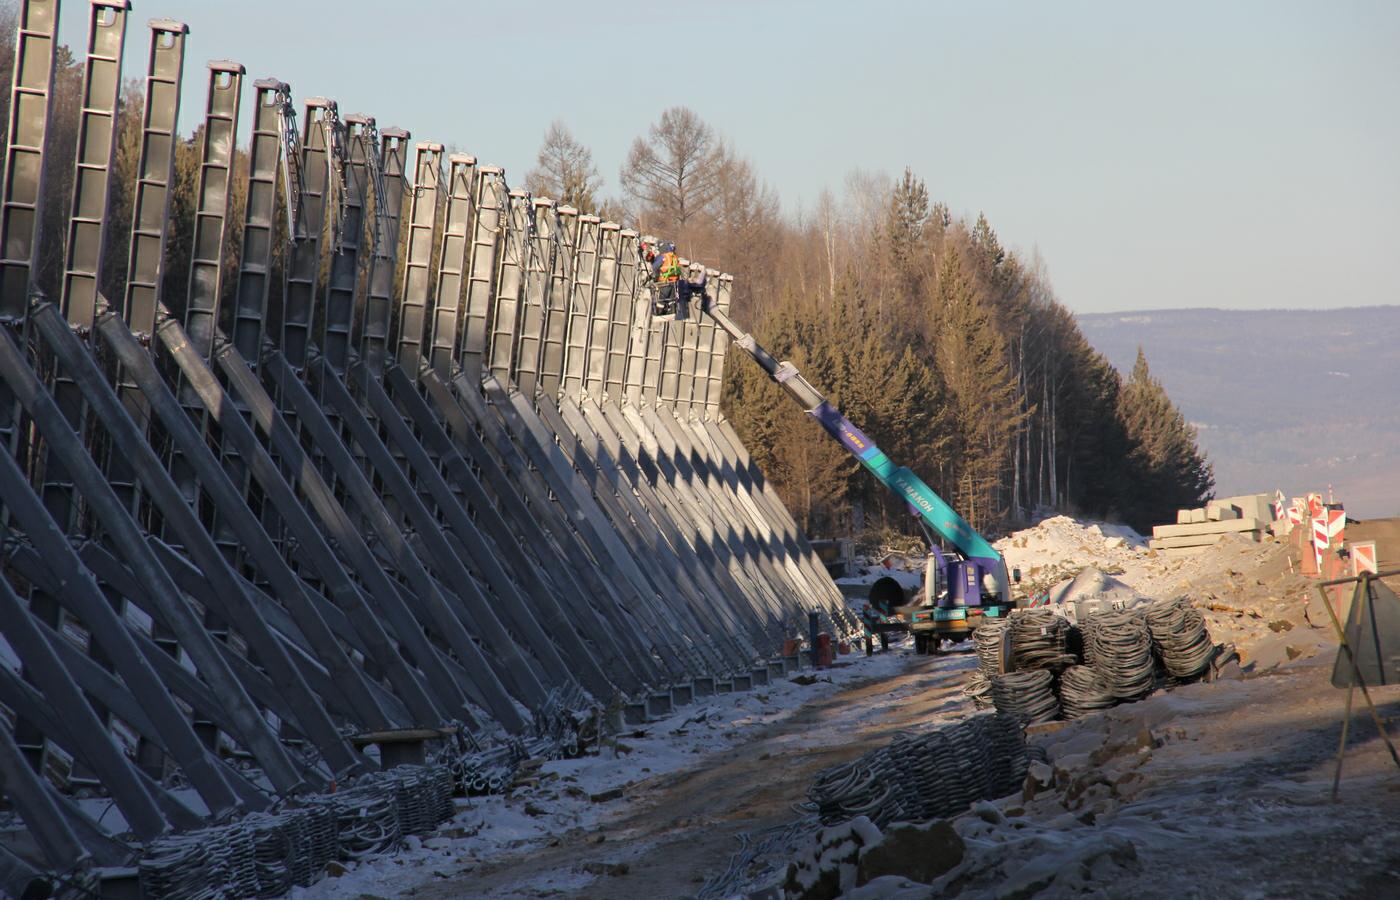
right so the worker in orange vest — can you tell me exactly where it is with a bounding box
[651,240,684,319]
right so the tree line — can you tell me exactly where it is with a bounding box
[0,10,1211,536]
[526,109,1213,536]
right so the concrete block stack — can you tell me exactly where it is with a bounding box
[1152,493,1273,556]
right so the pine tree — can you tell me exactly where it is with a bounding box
[970,211,1005,268]
[1118,347,1214,528]
[884,168,929,266]
[932,248,1026,529]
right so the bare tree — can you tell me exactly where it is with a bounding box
[619,106,724,236]
[524,120,602,214]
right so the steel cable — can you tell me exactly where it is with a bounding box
[963,670,995,710]
[989,669,1060,726]
[1085,609,1156,700]
[974,619,1009,677]
[1146,597,1214,680]
[1058,664,1118,719]
[802,713,1027,829]
[1008,608,1076,672]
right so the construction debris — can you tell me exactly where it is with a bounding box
[1152,493,1274,554]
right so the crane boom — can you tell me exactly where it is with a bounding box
[699,295,1009,603]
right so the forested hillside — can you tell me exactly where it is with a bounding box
[592,110,1213,536]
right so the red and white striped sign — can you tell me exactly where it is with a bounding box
[1324,508,1345,543]
[1350,541,1378,576]
[1312,515,1330,571]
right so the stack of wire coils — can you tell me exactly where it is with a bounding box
[962,671,995,710]
[138,830,218,899]
[1058,664,1118,719]
[989,669,1060,725]
[1085,609,1155,700]
[293,800,340,885]
[1008,609,1076,671]
[244,810,300,896]
[1146,597,1215,681]
[383,764,455,837]
[974,618,1009,676]
[805,714,1028,828]
[139,822,259,899]
[1080,616,1100,667]
[328,781,401,859]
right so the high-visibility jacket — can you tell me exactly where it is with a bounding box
[655,251,682,283]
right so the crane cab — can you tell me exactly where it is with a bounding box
[908,549,1016,653]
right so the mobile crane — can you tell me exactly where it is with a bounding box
[691,285,1015,651]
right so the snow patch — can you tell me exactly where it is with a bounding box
[293,646,919,899]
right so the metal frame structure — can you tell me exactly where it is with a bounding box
[0,3,856,893]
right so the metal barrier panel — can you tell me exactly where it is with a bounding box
[458,165,505,379]
[0,0,60,325]
[320,111,370,377]
[603,230,638,402]
[689,268,721,413]
[393,142,441,371]
[485,189,529,384]
[59,0,129,327]
[0,0,62,457]
[515,196,555,397]
[120,18,187,335]
[561,214,599,401]
[39,0,129,537]
[358,126,408,369]
[707,274,734,418]
[538,204,577,398]
[583,221,620,401]
[229,78,287,365]
[279,97,333,371]
[181,61,243,376]
[426,153,475,379]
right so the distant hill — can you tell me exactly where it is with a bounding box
[1078,306,1400,520]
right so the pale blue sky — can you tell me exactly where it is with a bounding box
[54,0,1399,314]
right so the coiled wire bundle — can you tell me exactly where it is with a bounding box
[963,670,995,710]
[390,767,434,838]
[1146,597,1214,680]
[989,669,1060,725]
[697,817,821,900]
[1085,610,1155,700]
[974,619,1010,677]
[1080,617,1100,667]
[804,713,1027,828]
[138,830,219,900]
[1008,609,1075,671]
[1058,665,1118,719]
[328,782,402,859]
[245,806,326,895]
[289,800,340,885]
[139,823,258,899]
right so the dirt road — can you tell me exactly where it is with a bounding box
[412,651,974,898]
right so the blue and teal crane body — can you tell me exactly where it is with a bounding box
[700,296,1011,628]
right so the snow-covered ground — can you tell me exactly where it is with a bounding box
[293,645,917,899]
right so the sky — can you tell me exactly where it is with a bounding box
[51,0,1400,314]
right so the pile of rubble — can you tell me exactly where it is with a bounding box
[995,516,1147,594]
